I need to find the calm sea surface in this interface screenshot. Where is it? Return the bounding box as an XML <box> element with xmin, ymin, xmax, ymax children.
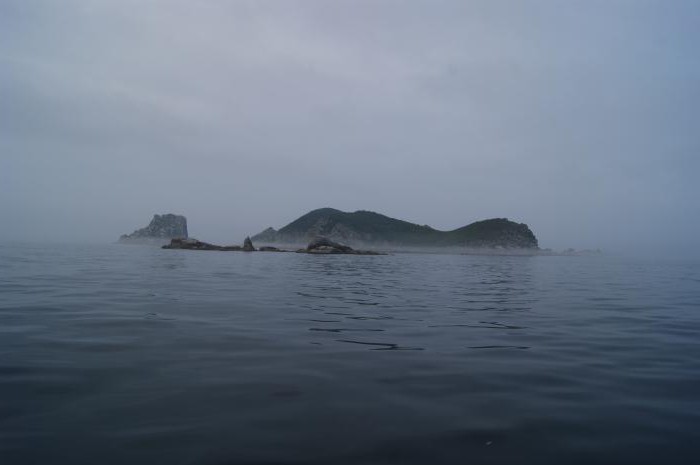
<box><xmin>1</xmin><ymin>243</ymin><xmax>699</xmax><ymax>465</ymax></box>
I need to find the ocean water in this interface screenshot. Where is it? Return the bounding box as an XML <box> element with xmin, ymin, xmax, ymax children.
<box><xmin>1</xmin><ymin>243</ymin><xmax>699</xmax><ymax>465</ymax></box>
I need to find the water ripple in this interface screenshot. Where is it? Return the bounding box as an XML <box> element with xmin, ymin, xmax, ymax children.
<box><xmin>1</xmin><ymin>245</ymin><xmax>699</xmax><ymax>464</ymax></box>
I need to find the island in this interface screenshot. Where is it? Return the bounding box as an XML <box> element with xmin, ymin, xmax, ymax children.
<box><xmin>253</xmin><ymin>208</ymin><xmax>538</xmax><ymax>249</ymax></box>
<box><xmin>119</xmin><ymin>208</ymin><xmax>541</xmax><ymax>255</ymax></box>
<box><xmin>119</xmin><ymin>214</ymin><xmax>188</xmax><ymax>245</ymax></box>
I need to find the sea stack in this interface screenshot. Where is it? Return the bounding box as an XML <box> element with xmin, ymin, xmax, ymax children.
<box><xmin>242</xmin><ymin>237</ymin><xmax>255</xmax><ymax>252</ymax></box>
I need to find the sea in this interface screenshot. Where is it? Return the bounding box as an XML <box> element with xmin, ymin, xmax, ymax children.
<box><xmin>1</xmin><ymin>243</ymin><xmax>699</xmax><ymax>465</ymax></box>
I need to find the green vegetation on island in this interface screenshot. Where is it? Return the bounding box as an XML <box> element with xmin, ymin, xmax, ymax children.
<box><xmin>252</xmin><ymin>208</ymin><xmax>538</xmax><ymax>249</ymax></box>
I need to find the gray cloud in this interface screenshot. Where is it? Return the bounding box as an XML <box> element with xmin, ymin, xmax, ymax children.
<box><xmin>1</xmin><ymin>0</ymin><xmax>699</xmax><ymax>255</ymax></box>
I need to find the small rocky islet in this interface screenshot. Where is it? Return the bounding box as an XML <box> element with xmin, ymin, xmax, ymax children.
<box><xmin>119</xmin><ymin>214</ymin><xmax>188</xmax><ymax>244</ymax></box>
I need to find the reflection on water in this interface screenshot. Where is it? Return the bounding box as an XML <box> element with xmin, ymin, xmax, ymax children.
<box><xmin>1</xmin><ymin>244</ymin><xmax>699</xmax><ymax>464</ymax></box>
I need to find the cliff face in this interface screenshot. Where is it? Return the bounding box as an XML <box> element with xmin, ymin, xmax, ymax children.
<box><xmin>119</xmin><ymin>214</ymin><xmax>188</xmax><ymax>243</ymax></box>
<box><xmin>252</xmin><ymin>208</ymin><xmax>538</xmax><ymax>249</ymax></box>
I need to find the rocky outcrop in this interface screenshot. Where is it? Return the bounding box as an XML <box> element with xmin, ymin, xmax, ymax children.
<box><xmin>297</xmin><ymin>237</ymin><xmax>384</xmax><ymax>255</ymax></box>
<box><xmin>242</xmin><ymin>237</ymin><xmax>255</xmax><ymax>252</ymax></box>
<box><xmin>258</xmin><ymin>246</ymin><xmax>281</xmax><ymax>252</ymax></box>
<box><xmin>120</xmin><ymin>214</ymin><xmax>188</xmax><ymax>243</ymax></box>
<box><xmin>304</xmin><ymin>237</ymin><xmax>354</xmax><ymax>253</ymax></box>
<box><xmin>161</xmin><ymin>236</ymin><xmax>381</xmax><ymax>255</ymax></box>
<box><xmin>162</xmin><ymin>238</ymin><xmax>242</xmax><ymax>251</ymax></box>
<box><xmin>162</xmin><ymin>237</ymin><xmax>286</xmax><ymax>252</ymax></box>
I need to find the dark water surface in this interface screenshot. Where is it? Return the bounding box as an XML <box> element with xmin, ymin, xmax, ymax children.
<box><xmin>1</xmin><ymin>244</ymin><xmax>699</xmax><ymax>464</ymax></box>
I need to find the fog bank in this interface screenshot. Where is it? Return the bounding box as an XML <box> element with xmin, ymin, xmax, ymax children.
<box><xmin>1</xmin><ymin>1</ymin><xmax>698</xmax><ymax>257</ymax></box>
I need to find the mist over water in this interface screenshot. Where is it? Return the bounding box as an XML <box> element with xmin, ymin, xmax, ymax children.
<box><xmin>1</xmin><ymin>244</ymin><xmax>699</xmax><ymax>464</ymax></box>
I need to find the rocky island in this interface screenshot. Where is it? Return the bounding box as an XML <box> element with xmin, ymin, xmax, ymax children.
<box><xmin>253</xmin><ymin>208</ymin><xmax>538</xmax><ymax>249</ymax></box>
<box><xmin>121</xmin><ymin>208</ymin><xmax>541</xmax><ymax>255</ymax></box>
<box><xmin>119</xmin><ymin>214</ymin><xmax>188</xmax><ymax>245</ymax></box>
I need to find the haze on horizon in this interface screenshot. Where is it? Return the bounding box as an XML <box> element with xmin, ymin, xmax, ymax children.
<box><xmin>1</xmin><ymin>1</ymin><xmax>698</xmax><ymax>257</ymax></box>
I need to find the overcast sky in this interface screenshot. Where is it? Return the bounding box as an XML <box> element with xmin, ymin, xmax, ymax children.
<box><xmin>1</xmin><ymin>0</ymin><xmax>698</xmax><ymax>254</ymax></box>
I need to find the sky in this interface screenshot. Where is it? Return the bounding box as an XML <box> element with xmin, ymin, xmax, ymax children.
<box><xmin>1</xmin><ymin>0</ymin><xmax>699</xmax><ymax>255</ymax></box>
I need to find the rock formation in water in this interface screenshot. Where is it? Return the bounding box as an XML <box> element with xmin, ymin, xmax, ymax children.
<box><xmin>119</xmin><ymin>214</ymin><xmax>188</xmax><ymax>244</ymax></box>
<box><xmin>162</xmin><ymin>236</ymin><xmax>286</xmax><ymax>252</ymax></box>
<box><xmin>162</xmin><ymin>238</ymin><xmax>241</xmax><ymax>251</ymax></box>
<box><xmin>252</xmin><ymin>208</ymin><xmax>538</xmax><ymax>249</ymax></box>
<box><xmin>242</xmin><ymin>237</ymin><xmax>255</xmax><ymax>252</ymax></box>
<box><xmin>297</xmin><ymin>237</ymin><xmax>384</xmax><ymax>255</ymax></box>
<box><xmin>258</xmin><ymin>246</ymin><xmax>282</xmax><ymax>252</ymax></box>
<box><xmin>160</xmin><ymin>236</ymin><xmax>380</xmax><ymax>255</ymax></box>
